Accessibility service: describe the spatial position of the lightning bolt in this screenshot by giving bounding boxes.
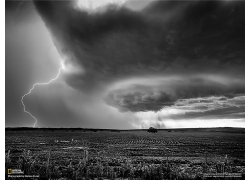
[21,67,63,127]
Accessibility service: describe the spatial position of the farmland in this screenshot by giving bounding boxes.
[5,128,245,179]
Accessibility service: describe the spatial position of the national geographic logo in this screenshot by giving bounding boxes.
[7,169,24,174]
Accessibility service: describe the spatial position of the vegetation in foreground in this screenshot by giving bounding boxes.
[5,129,245,179]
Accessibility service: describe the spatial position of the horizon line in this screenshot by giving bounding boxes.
[5,126,245,130]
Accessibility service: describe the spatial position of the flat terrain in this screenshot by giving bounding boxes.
[5,128,245,179]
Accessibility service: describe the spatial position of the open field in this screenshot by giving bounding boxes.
[5,128,245,179]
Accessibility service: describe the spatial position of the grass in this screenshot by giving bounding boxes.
[5,129,245,179]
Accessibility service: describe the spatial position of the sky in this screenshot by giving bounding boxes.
[5,0,245,128]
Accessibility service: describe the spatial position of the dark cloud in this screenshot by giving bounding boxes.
[34,0,244,89]
[32,0,244,115]
[104,76,244,112]
[6,0,37,23]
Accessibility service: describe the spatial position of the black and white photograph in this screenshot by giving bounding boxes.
[5,0,245,179]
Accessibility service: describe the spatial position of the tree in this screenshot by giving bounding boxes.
[147,127,158,133]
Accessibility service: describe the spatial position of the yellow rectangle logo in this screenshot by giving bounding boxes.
[8,169,12,174]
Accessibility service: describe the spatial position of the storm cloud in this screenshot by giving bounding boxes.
[5,0,245,128]
[104,75,244,112]
[34,1,244,81]
[32,0,245,118]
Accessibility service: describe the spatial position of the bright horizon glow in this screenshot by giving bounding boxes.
[134,107,245,129]
[134,113,245,129]
[76,0,126,10]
